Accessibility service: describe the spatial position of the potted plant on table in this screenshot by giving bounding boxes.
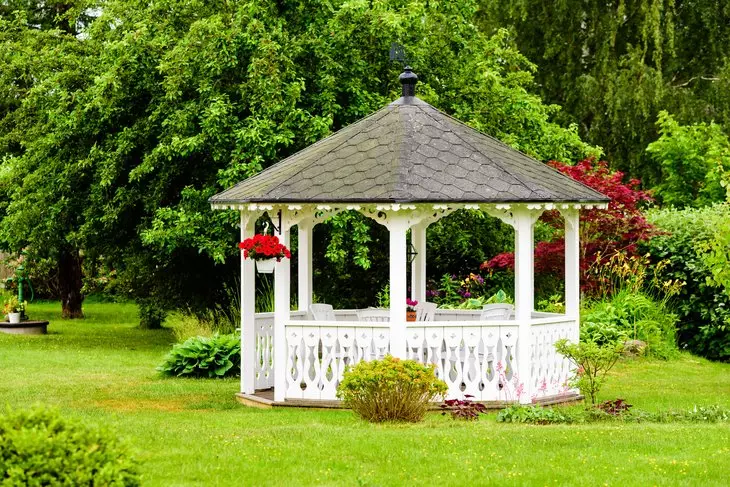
[3,296,26,324]
[239,234,291,274]
[406,299,418,322]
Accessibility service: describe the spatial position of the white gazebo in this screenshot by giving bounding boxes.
[211,68,609,407]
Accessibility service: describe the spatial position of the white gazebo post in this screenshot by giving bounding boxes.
[512,206,539,404]
[563,208,580,341]
[297,219,314,313]
[410,222,427,303]
[240,211,257,395]
[388,214,409,358]
[273,213,292,402]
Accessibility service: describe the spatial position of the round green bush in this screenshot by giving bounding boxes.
[337,355,447,422]
[157,333,240,378]
[0,407,140,486]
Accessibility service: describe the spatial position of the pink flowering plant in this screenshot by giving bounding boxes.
[406,299,418,312]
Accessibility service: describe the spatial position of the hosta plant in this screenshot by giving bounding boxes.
[337,356,447,423]
[158,334,240,378]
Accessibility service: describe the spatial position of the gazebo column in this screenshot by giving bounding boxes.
[410,223,427,303]
[388,215,409,358]
[563,209,580,340]
[274,216,292,403]
[240,211,257,395]
[297,219,314,313]
[512,207,539,404]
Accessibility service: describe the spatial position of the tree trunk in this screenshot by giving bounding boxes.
[59,248,84,319]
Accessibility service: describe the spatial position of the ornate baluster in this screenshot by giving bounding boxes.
[285,326,304,399]
[302,328,322,399]
[443,327,464,399]
[462,327,481,398]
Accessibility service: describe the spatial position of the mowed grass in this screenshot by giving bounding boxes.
[1,301,729,486]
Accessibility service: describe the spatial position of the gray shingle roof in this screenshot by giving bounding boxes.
[210,96,609,204]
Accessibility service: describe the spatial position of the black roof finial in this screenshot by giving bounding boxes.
[399,66,418,98]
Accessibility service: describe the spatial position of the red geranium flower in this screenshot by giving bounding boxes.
[238,234,291,261]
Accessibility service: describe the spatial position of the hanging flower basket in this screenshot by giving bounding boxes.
[239,234,291,274]
[255,259,276,274]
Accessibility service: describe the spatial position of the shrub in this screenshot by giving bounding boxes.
[554,339,623,404]
[581,252,682,359]
[496,404,578,424]
[581,290,679,359]
[0,406,140,486]
[158,334,240,378]
[337,356,447,422]
[440,395,488,421]
[644,205,730,361]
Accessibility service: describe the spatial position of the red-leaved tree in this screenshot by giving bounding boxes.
[482,159,654,296]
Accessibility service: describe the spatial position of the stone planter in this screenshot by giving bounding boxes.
[0,320,49,335]
[8,312,21,324]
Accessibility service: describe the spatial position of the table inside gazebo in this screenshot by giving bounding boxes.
[249,308,576,403]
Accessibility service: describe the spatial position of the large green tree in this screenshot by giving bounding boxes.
[0,0,599,324]
[480,0,730,185]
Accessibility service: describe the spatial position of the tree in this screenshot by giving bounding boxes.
[479,0,730,186]
[0,7,95,317]
[646,110,730,208]
[484,159,654,296]
[0,0,600,324]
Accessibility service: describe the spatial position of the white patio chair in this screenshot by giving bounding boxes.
[415,302,437,322]
[480,303,513,321]
[309,303,336,321]
[357,308,390,322]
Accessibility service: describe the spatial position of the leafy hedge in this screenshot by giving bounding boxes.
[644,205,730,361]
[0,407,140,486]
[158,334,240,378]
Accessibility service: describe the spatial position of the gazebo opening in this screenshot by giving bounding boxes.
[211,67,609,407]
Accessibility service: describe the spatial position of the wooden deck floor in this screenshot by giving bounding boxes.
[235,389,582,410]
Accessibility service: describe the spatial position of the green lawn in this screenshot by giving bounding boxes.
[1,301,729,486]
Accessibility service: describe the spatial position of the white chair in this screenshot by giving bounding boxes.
[415,302,437,322]
[480,303,513,321]
[357,308,390,322]
[309,303,336,321]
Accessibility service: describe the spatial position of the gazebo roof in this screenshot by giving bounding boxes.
[211,69,608,205]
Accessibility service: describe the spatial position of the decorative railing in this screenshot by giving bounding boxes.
[529,317,577,399]
[406,322,522,401]
[270,313,578,403]
[283,322,390,400]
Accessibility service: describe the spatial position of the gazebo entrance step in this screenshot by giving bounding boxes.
[235,389,583,410]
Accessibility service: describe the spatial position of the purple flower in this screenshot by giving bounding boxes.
[463,292,472,298]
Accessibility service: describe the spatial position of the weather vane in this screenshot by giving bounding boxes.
[389,42,408,66]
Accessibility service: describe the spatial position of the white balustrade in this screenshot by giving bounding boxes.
[284,322,391,400]
[256,312,579,404]
[406,322,523,402]
[530,317,577,399]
